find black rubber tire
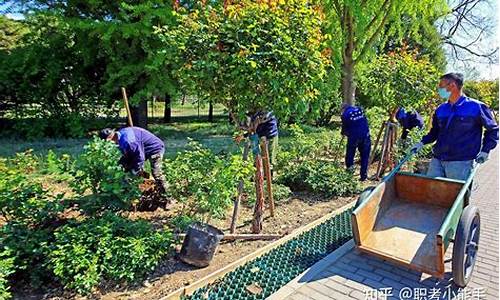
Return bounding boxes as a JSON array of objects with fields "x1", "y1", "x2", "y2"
[
  {"x1": 354, "y1": 186, "x2": 376, "y2": 209},
  {"x1": 452, "y1": 205, "x2": 480, "y2": 287}
]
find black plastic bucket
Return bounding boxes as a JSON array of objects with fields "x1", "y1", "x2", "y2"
[{"x1": 179, "y1": 222, "x2": 224, "y2": 267}]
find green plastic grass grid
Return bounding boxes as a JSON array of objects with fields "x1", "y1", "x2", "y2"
[{"x1": 184, "y1": 208, "x2": 353, "y2": 300}]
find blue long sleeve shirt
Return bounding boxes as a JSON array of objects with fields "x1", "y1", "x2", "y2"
[
  {"x1": 117, "y1": 127, "x2": 165, "y2": 171},
  {"x1": 396, "y1": 108, "x2": 424, "y2": 131},
  {"x1": 421, "y1": 96, "x2": 498, "y2": 161},
  {"x1": 396, "y1": 108, "x2": 424, "y2": 139},
  {"x1": 251, "y1": 112, "x2": 279, "y2": 138},
  {"x1": 341, "y1": 106, "x2": 370, "y2": 140}
]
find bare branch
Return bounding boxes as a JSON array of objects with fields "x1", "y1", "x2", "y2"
[{"x1": 445, "y1": 40, "x2": 497, "y2": 63}]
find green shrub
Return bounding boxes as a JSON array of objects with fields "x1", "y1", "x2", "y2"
[
  {"x1": 71, "y1": 137, "x2": 142, "y2": 215},
  {"x1": 0, "y1": 250, "x2": 15, "y2": 300},
  {"x1": 170, "y1": 215, "x2": 196, "y2": 233},
  {"x1": 48, "y1": 213, "x2": 172, "y2": 295},
  {"x1": 164, "y1": 140, "x2": 254, "y2": 222},
  {"x1": 275, "y1": 124, "x2": 343, "y2": 172},
  {"x1": 0, "y1": 223, "x2": 53, "y2": 286},
  {"x1": 0, "y1": 159, "x2": 64, "y2": 227},
  {"x1": 12, "y1": 118, "x2": 49, "y2": 140},
  {"x1": 10, "y1": 149, "x2": 39, "y2": 174},
  {"x1": 278, "y1": 160, "x2": 360, "y2": 197}
]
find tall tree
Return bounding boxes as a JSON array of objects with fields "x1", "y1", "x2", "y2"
[
  {"x1": 323, "y1": 0, "x2": 447, "y2": 105},
  {"x1": 4, "y1": 1, "x2": 180, "y2": 128}
]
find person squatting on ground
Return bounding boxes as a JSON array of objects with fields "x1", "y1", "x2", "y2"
[
  {"x1": 99, "y1": 126, "x2": 170, "y2": 195},
  {"x1": 395, "y1": 107, "x2": 424, "y2": 140},
  {"x1": 341, "y1": 103, "x2": 371, "y2": 181},
  {"x1": 411, "y1": 72, "x2": 499, "y2": 180}
]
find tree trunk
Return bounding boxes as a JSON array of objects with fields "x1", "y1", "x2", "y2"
[
  {"x1": 163, "y1": 94, "x2": 172, "y2": 123},
  {"x1": 341, "y1": 61, "x2": 356, "y2": 106},
  {"x1": 131, "y1": 99, "x2": 148, "y2": 128},
  {"x1": 341, "y1": 9, "x2": 356, "y2": 106},
  {"x1": 208, "y1": 101, "x2": 214, "y2": 122}
]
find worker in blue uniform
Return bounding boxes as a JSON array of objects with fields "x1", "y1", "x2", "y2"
[
  {"x1": 235, "y1": 110, "x2": 279, "y2": 165},
  {"x1": 411, "y1": 73, "x2": 498, "y2": 180},
  {"x1": 341, "y1": 104, "x2": 371, "y2": 181},
  {"x1": 99, "y1": 126, "x2": 169, "y2": 194},
  {"x1": 395, "y1": 107, "x2": 424, "y2": 140}
]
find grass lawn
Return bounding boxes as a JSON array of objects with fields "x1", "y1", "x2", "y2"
[{"x1": 0, "y1": 114, "x2": 343, "y2": 161}]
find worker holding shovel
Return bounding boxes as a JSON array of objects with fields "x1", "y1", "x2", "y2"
[{"x1": 99, "y1": 127, "x2": 169, "y2": 196}]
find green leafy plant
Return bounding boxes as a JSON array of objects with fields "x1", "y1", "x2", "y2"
[
  {"x1": 0, "y1": 158, "x2": 64, "y2": 226},
  {"x1": 245, "y1": 182, "x2": 292, "y2": 206},
  {"x1": 164, "y1": 140, "x2": 254, "y2": 222},
  {"x1": 0, "y1": 250, "x2": 15, "y2": 300},
  {"x1": 44, "y1": 150, "x2": 73, "y2": 176},
  {"x1": 71, "y1": 137, "x2": 143, "y2": 215},
  {"x1": 170, "y1": 215, "x2": 196, "y2": 233},
  {"x1": 358, "y1": 48, "x2": 439, "y2": 119},
  {"x1": 278, "y1": 159, "x2": 360, "y2": 197},
  {"x1": 0, "y1": 222, "x2": 53, "y2": 287},
  {"x1": 48, "y1": 213, "x2": 172, "y2": 295}
]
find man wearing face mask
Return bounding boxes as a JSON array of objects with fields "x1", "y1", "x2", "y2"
[{"x1": 411, "y1": 73, "x2": 498, "y2": 180}]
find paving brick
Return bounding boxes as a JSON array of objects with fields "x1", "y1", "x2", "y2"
[
  {"x1": 356, "y1": 269, "x2": 383, "y2": 282},
  {"x1": 349, "y1": 289, "x2": 366, "y2": 299},
  {"x1": 342, "y1": 278, "x2": 371, "y2": 292},
  {"x1": 322, "y1": 279, "x2": 352, "y2": 295},
  {"x1": 374, "y1": 269, "x2": 402, "y2": 282},
  {"x1": 345, "y1": 260, "x2": 374, "y2": 272},
  {"x1": 324, "y1": 267, "x2": 366, "y2": 283},
  {"x1": 336, "y1": 261, "x2": 359, "y2": 273}
]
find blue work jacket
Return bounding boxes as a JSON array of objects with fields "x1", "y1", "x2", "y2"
[
  {"x1": 118, "y1": 127, "x2": 165, "y2": 171},
  {"x1": 341, "y1": 106, "x2": 370, "y2": 140},
  {"x1": 422, "y1": 96, "x2": 498, "y2": 161}
]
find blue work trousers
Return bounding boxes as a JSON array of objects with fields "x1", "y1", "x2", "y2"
[{"x1": 345, "y1": 136, "x2": 371, "y2": 180}]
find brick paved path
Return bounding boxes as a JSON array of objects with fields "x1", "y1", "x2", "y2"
[{"x1": 270, "y1": 150, "x2": 499, "y2": 300}]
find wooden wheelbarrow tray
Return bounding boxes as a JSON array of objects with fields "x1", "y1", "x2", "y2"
[{"x1": 352, "y1": 153, "x2": 480, "y2": 283}]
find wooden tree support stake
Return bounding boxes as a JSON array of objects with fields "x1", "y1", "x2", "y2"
[
  {"x1": 251, "y1": 134, "x2": 265, "y2": 234},
  {"x1": 260, "y1": 137, "x2": 274, "y2": 217},
  {"x1": 230, "y1": 140, "x2": 250, "y2": 233},
  {"x1": 369, "y1": 121, "x2": 385, "y2": 165}
]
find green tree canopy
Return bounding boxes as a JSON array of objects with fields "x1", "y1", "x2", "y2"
[
  {"x1": 160, "y1": 0, "x2": 331, "y2": 122},
  {"x1": 0, "y1": 16, "x2": 28, "y2": 50},
  {"x1": 358, "y1": 48, "x2": 440, "y2": 118}
]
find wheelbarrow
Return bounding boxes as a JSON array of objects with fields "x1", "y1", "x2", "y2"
[{"x1": 351, "y1": 150, "x2": 481, "y2": 287}]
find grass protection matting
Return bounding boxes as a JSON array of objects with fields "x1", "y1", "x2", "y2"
[{"x1": 183, "y1": 208, "x2": 353, "y2": 300}]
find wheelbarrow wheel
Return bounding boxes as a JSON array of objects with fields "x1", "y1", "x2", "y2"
[
  {"x1": 452, "y1": 205, "x2": 480, "y2": 287},
  {"x1": 354, "y1": 186, "x2": 375, "y2": 209}
]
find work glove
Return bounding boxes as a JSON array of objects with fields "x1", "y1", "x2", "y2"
[
  {"x1": 475, "y1": 151, "x2": 489, "y2": 164},
  {"x1": 410, "y1": 142, "x2": 424, "y2": 153}
]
